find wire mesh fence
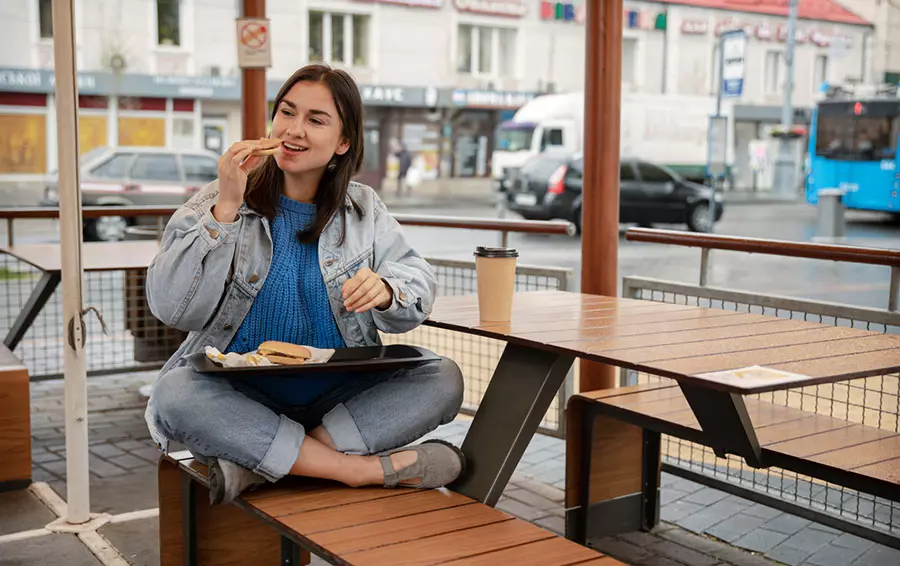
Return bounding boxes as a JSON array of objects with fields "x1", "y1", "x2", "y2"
[
  {"x1": 622, "y1": 276, "x2": 900, "y2": 539},
  {"x1": 2, "y1": 250, "x2": 573, "y2": 434},
  {"x1": 381, "y1": 258, "x2": 573, "y2": 436}
]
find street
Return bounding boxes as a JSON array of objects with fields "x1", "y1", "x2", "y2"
[{"x1": 3, "y1": 199, "x2": 899, "y2": 312}]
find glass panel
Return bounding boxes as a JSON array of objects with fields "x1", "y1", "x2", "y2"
[
  {"x1": 182, "y1": 155, "x2": 219, "y2": 184},
  {"x1": 39, "y1": 0, "x2": 52, "y2": 38},
  {"x1": 498, "y1": 28, "x2": 515, "y2": 76},
  {"x1": 458, "y1": 25, "x2": 473, "y2": 73},
  {"x1": 157, "y1": 0, "x2": 180, "y2": 46},
  {"x1": 331, "y1": 13, "x2": 345, "y2": 63},
  {"x1": 495, "y1": 125, "x2": 535, "y2": 152},
  {"x1": 309, "y1": 11, "x2": 324, "y2": 62},
  {"x1": 814, "y1": 55, "x2": 828, "y2": 91},
  {"x1": 352, "y1": 15, "x2": 369, "y2": 67},
  {"x1": 816, "y1": 114, "x2": 900, "y2": 160},
  {"x1": 622, "y1": 38, "x2": 636, "y2": 84},
  {"x1": 90, "y1": 154, "x2": 135, "y2": 179},
  {"x1": 637, "y1": 162, "x2": 674, "y2": 183},
  {"x1": 171, "y1": 118, "x2": 195, "y2": 150},
  {"x1": 620, "y1": 163, "x2": 636, "y2": 182},
  {"x1": 479, "y1": 27, "x2": 493, "y2": 74},
  {"x1": 131, "y1": 155, "x2": 181, "y2": 182}
]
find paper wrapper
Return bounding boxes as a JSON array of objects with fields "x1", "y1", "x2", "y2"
[
  {"x1": 694, "y1": 365, "x2": 810, "y2": 389},
  {"x1": 204, "y1": 346, "x2": 335, "y2": 368}
]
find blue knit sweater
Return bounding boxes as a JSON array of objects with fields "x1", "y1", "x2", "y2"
[{"x1": 228, "y1": 195, "x2": 347, "y2": 406}]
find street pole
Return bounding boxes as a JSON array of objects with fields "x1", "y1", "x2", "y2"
[
  {"x1": 241, "y1": 0, "x2": 267, "y2": 140},
  {"x1": 709, "y1": 34, "x2": 726, "y2": 232},
  {"x1": 773, "y1": 0, "x2": 799, "y2": 198},
  {"x1": 580, "y1": 0, "x2": 621, "y2": 391}
]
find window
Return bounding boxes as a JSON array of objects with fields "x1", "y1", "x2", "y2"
[
  {"x1": 457, "y1": 25, "x2": 516, "y2": 76},
  {"x1": 814, "y1": 55, "x2": 828, "y2": 92},
  {"x1": 171, "y1": 118, "x2": 195, "y2": 149},
  {"x1": 131, "y1": 154, "x2": 180, "y2": 182},
  {"x1": 90, "y1": 154, "x2": 135, "y2": 179},
  {"x1": 39, "y1": 0, "x2": 52, "y2": 39},
  {"x1": 308, "y1": 11, "x2": 370, "y2": 67},
  {"x1": 181, "y1": 155, "x2": 219, "y2": 184},
  {"x1": 816, "y1": 109, "x2": 900, "y2": 161},
  {"x1": 540, "y1": 128, "x2": 564, "y2": 151},
  {"x1": 495, "y1": 124, "x2": 535, "y2": 152},
  {"x1": 637, "y1": 162, "x2": 674, "y2": 183},
  {"x1": 622, "y1": 38, "x2": 637, "y2": 85},
  {"x1": 620, "y1": 163, "x2": 636, "y2": 182},
  {"x1": 765, "y1": 51, "x2": 783, "y2": 94},
  {"x1": 157, "y1": 0, "x2": 180, "y2": 46}
]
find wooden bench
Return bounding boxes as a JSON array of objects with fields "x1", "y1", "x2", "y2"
[
  {"x1": 160, "y1": 450, "x2": 624, "y2": 566},
  {"x1": 565, "y1": 380, "x2": 900, "y2": 545},
  {"x1": 0, "y1": 345, "x2": 30, "y2": 491}
]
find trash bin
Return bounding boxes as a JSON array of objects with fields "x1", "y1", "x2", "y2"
[{"x1": 125, "y1": 269, "x2": 187, "y2": 363}]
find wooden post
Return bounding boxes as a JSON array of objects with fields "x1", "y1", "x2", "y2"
[
  {"x1": 241, "y1": 0, "x2": 267, "y2": 140},
  {"x1": 580, "y1": 0, "x2": 622, "y2": 392}
]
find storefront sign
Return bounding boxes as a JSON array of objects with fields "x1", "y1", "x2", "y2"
[
  {"x1": 448, "y1": 89, "x2": 535, "y2": 108},
  {"x1": 625, "y1": 9, "x2": 666, "y2": 31},
  {"x1": 681, "y1": 20, "x2": 708, "y2": 35},
  {"x1": 454, "y1": 0, "x2": 527, "y2": 18},
  {"x1": 540, "y1": 1, "x2": 585, "y2": 23},
  {"x1": 715, "y1": 17, "x2": 853, "y2": 48},
  {"x1": 353, "y1": 0, "x2": 442, "y2": 7}
]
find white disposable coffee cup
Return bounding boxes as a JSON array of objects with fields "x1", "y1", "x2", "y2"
[{"x1": 474, "y1": 246, "x2": 519, "y2": 323}]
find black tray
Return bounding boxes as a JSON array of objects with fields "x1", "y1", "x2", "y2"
[{"x1": 186, "y1": 345, "x2": 441, "y2": 377}]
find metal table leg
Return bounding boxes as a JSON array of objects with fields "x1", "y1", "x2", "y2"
[
  {"x1": 454, "y1": 343, "x2": 574, "y2": 506},
  {"x1": 4, "y1": 271, "x2": 60, "y2": 350},
  {"x1": 679, "y1": 383, "x2": 764, "y2": 468}
]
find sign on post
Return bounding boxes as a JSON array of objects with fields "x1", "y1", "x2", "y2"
[
  {"x1": 721, "y1": 30, "x2": 746, "y2": 98},
  {"x1": 236, "y1": 18, "x2": 272, "y2": 68}
]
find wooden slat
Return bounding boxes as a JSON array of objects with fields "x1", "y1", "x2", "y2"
[
  {"x1": 807, "y1": 435, "x2": 900, "y2": 469},
  {"x1": 430, "y1": 295, "x2": 658, "y2": 320},
  {"x1": 763, "y1": 424, "x2": 897, "y2": 458},
  {"x1": 0, "y1": 347, "x2": 30, "y2": 486},
  {"x1": 605, "y1": 326, "x2": 868, "y2": 365},
  {"x1": 437, "y1": 535, "x2": 608, "y2": 565},
  {"x1": 770, "y1": 350, "x2": 900, "y2": 380},
  {"x1": 651, "y1": 335, "x2": 898, "y2": 376},
  {"x1": 341, "y1": 517, "x2": 554, "y2": 566},
  {"x1": 852, "y1": 458, "x2": 900, "y2": 484},
  {"x1": 306, "y1": 503, "x2": 507, "y2": 556},
  {"x1": 575, "y1": 380, "x2": 677, "y2": 401},
  {"x1": 552, "y1": 319, "x2": 821, "y2": 352},
  {"x1": 280, "y1": 489, "x2": 473, "y2": 534},
  {"x1": 250, "y1": 485, "x2": 410, "y2": 518},
  {"x1": 757, "y1": 415, "x2": 854, "y2": 446}
]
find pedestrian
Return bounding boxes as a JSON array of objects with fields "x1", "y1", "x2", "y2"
[
  {"x1": 143, "y1": 63, "x2": 465, "y2": 504},
  {"x1": 396, "y1": 143, "x2": 412, "y2": 197}
]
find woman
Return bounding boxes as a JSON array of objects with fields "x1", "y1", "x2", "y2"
[{"x1": 144, "y1": 64, "x2": 465, "y2": 504}]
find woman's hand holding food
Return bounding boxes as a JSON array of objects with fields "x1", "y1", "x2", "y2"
[
  {"x1": 213, "y1": 138, "x2": 281, "y2": 223},
  {"x1": 342, "y1": 268, "x2": 393, "y2": 313}
]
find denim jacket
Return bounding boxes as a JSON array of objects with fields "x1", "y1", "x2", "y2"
[{"x1": 143, "y1": 180, "x2": 437, "y2": 450}]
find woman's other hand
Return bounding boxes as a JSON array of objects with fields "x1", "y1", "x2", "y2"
[{"x1": 342, "y1": 267, "x2": 393, "y2": 313}]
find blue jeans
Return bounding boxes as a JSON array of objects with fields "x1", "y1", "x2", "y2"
[{"x1": 149, "y1": 358, "x2": 464, "y2": 482}]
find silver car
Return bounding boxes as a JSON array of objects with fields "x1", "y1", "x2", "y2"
[{"x1": 43, "y1": 146, "x2": 220, "y2": 242}]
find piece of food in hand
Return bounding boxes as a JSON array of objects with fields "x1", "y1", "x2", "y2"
[
  {"x1": 257, "y1": 341, "x2": 312, "y2": 365},
  {"x1": 252, "y1": 137, "x2": 281, "y2": 156}
]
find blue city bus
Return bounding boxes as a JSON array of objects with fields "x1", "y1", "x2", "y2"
[{"x1": 806, "y1": 91, "x2": 900, "y2": 218}]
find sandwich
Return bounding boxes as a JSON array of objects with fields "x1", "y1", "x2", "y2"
[
  {"x1": 257, "y1": 340, "x2": 312, "y2": 365},
  {"x1": 252, "y1": 137, "x2": 282, "y2": 156}
]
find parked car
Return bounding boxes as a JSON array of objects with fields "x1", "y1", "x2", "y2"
[
  {"x1": 504, "y1": 153, "x2": 724, "y2": 233},
  {"x1": 42, "y1": 146, "x2": 220, "y2": 242}
]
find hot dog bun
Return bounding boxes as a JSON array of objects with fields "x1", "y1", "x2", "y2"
[{"x1": 257, "y1": 341, "x2": 311, "y2": 365}]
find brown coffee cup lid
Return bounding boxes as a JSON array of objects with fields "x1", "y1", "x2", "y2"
[{"x1": 474, "y1": 246, "x2": 518, "y2": 258}]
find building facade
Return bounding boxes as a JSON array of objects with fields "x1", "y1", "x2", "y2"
[{"x1": 0, "y1": 0, "x2": 872, "y2": 192}]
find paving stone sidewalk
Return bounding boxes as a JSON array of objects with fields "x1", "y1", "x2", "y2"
[{"x1": 15, "y1": 371, "x2": 900, "y2": 566}]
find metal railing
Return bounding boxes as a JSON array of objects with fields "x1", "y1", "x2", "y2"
[
  {"x1": 1, "y1": 207, "x2": 575, "y2": 436},
  {"x1": 622, "y1": 228, "x2": 900, "y2": 543}
]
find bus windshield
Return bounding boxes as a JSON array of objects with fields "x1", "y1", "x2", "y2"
[
  {"x1": 815, "y1": 105, "x2": 900, "y2": 161},
  {"x1": 495, "y1": 122, "x2": 535, "y2": 152}
]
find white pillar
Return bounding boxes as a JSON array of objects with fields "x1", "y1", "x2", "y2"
[
  {"x1": 107, "y1": 95, "x2": 118, "y2": 147},
  {"x1": 46, "y1": 94, "x2": 59, "y2": 173}
]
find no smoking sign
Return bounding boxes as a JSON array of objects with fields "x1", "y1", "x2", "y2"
[{"x1": 236, "y1": 17, "x2": 272, "y2": 68}]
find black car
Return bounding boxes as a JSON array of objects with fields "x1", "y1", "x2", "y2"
[{"x1": 504, "y1": 153, "x2": 724, "y2": 233}]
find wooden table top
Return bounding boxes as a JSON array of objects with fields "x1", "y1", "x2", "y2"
[
  {"x1": 425, "y1": 290, "x2": 900, "y2": 395},
  {"x1": 1, "y1": 241, "x2": 160, "y2": 273}
]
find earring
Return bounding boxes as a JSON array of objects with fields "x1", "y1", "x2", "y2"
[{"x1": 327, "y1": 158, "x2": 337, "y2": 171}]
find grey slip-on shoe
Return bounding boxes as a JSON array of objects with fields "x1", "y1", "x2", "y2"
[{"x1": 379, "y1": 439, "x2": 466, "y2": 489}]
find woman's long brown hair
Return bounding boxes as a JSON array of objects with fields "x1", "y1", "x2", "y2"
[{"x1": 244, "y1": 64, "x2": 365, "y2": 244}]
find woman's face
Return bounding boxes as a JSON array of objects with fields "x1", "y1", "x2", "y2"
[{"x1": 270, "y1": 81, "x2": 349, "y2": 176}]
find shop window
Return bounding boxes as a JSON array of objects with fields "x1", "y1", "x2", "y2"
[
  {"x1": 171, "y1": 117, "x2": 195, "y2": 149},
  {"x1": 0, "y1": 114, "x2": 47, "y2": 173},
  {"x1": 157, "y1": 0, "x2": 180, "y2": 46},
  {"x1": 308, "y1": 11, "x2": 370, "y2": 67},
  {"x1": 457, "y1": 25, "x2": 516, "y2": 77},
  {"x1": 39, "y1": 0, "x2": 52, "y2": 39}
]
